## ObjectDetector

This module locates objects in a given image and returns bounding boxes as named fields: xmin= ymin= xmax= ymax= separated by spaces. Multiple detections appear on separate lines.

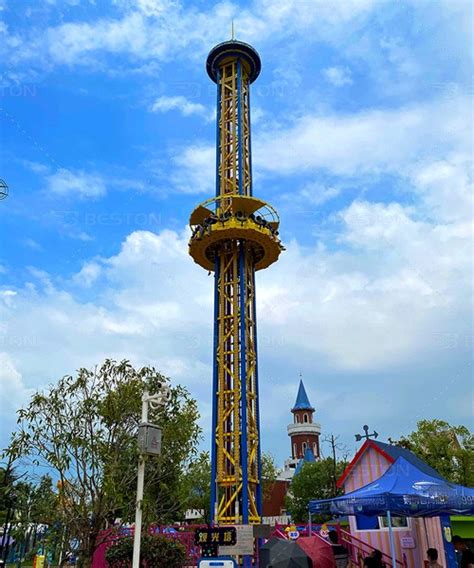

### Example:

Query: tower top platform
xmin=206 ymin=40 xmax=261 ymax=83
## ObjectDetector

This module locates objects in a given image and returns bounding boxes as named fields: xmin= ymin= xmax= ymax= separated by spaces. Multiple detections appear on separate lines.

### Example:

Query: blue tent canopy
xmin=309 ymin=456 xmax=474 ymax=517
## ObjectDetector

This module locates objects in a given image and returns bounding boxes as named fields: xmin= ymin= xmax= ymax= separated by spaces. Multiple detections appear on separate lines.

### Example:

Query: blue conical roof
xmin=294 ymin=447 xmax=316 ymax=475
xmin=292 ymin=380 xmax=315 ymax=411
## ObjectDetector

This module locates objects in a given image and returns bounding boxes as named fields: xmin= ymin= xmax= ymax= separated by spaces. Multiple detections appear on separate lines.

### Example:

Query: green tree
xmin=181 ymin=451 xmax=278 ymax=524
xmin=9 ymin=477 xmax=59 ymax=560
xmin=285 ymin=458 xmax=347 ymax=523
xmin=30 ymin=475 xmax=57 ymax=525
xmin=105 ymin=534 xmax=187 ymax=568
xmin=396 ymin=419 xmax=474 ymax=486
xmin=181 ymin=451 xmax=212 ymax=524
xmin=6 ymin=359 xmax=201 ymax=568
xmin=261 ymin=453 xmax=278 ymax=503
xmin=0 ymin=461 xmax=17 ymax=525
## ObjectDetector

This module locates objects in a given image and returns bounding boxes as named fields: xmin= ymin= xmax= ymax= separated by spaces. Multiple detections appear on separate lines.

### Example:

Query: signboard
xmin=195 ymin=527 xmax=237 ymax=558
xmin=400 ymin=536 xmax=415 ymax=549
xmin=224 ymin=525 xmax=254 ymax=556
xmin=285 ymin=524 xmax=300 ymax=540
xmin=319 ymin=523 xmax=329 ymax=539
xmin=198 ymin=558 xmax=237 ymax=568
xmin=288 ymin=529 xmax=299 ymax=540
xmin=138 ymin=423 xmax=162 ymax=456
xmin=194 ymin=528 xmax=237 ymax=547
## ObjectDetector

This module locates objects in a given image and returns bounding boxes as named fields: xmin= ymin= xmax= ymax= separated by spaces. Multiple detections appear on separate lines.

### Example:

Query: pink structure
xmin=91 ymin=526 xmax=202 ymax=568
xmin=338 ymin=440 xmax=449 ymax=567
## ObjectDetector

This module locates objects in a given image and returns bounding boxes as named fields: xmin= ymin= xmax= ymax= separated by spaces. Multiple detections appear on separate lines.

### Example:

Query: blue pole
xmin=239 ymin=247 xmax=249 ymax=523
xmin=247 ymin=74 xmax=253 ymax=196
xmin=215 ymin=69 xmax=221 ymax=198
xmin=238 ymin=58 xmax=252 ymax=568
xmin=210 ymin=257 xmax=220 ymax=524
xmin=252 ymin=269 xmax=263 ymax=518
xmin=239 ymin=247 xmax=252 ymax=568
xmin=210 ymin=67 xmax=221 ymax=525
xmin=387 ymin=510 xmax=397 ymax=567
xmin=237 ymin=59 xmax=243 ymax=196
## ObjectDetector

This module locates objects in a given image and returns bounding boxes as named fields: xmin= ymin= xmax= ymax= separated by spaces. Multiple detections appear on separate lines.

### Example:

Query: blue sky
xmin=0 ymin=0 xmax=472 ymax=466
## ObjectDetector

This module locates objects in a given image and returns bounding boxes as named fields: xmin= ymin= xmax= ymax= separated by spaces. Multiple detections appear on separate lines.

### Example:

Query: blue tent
xmin=309 ymin=456 xmax=474 ymax=517
xmin=308 ymin=456 xmax=474 ymax=567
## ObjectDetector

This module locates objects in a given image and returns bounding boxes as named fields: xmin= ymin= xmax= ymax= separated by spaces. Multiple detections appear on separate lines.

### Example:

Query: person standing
xmin=364 ymin=549 xmax=386 ymax=568
xmin=452 ymin=536 xmax=474 ymax=568
xmin=426 ymin=548 xmax=443 ymax=567
xmin=328 ymin=530 xmax=349 ymax=568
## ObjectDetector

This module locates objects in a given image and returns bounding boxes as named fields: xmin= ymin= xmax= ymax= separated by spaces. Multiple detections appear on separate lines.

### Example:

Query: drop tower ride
xmin=188 ymin=40 xmax=283 ymax=530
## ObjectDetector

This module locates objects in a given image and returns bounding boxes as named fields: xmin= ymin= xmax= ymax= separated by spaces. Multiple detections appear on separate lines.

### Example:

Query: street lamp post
xmin=132 ymin=386 xmax=170 ymax=568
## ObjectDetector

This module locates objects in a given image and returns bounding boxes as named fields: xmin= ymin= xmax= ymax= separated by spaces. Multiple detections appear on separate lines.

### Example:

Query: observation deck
xmin=188 ymin=195 xmax=283 ymax=271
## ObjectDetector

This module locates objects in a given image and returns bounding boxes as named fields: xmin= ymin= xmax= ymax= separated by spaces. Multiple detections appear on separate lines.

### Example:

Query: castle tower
xmin=287 ymin=380 xmax=321 ymax=460
xmin=188 ymin=39 xmax=283 ymax=544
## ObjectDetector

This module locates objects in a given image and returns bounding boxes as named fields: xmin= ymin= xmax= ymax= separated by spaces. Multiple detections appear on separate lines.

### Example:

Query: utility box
xmin=138 ymin=423 xmax=162 ymax=456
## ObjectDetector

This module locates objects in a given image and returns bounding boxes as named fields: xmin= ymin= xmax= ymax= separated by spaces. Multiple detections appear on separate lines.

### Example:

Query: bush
xmin=105 ymin=534 xmax=187 ymax=568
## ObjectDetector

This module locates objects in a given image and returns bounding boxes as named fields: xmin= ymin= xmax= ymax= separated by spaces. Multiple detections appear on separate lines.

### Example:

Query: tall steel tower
xmin=189 ymin=40 xmax=283 ymax=531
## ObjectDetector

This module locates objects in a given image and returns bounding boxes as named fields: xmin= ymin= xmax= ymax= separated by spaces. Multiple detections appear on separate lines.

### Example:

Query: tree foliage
xmin=396 ymin=419 xmax=474 ymax=486
xmin=181 ymin=451 xmax=212 ymax=524
xmin=181 ymin=451 xmax=278 ymax=524
xmin=285 ymin=458 xmax=347 ymax=523
xmin=6 ymin=359 xmax=201 ymax=568
xmin=261 ymin=453 xmax=278 ymax=503
xmin=0 ymin=463 xmax=17 ymax=525
xmin=105 ymin=534 xmax=187 ymax=568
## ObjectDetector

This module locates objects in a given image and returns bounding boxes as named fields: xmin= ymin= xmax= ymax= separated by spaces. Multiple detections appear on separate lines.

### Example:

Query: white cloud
xmin=293 ymin=183 xmax=341 ymax=207
xmin=46 ymin=168 xmax=107 ymax=198
xmin=170 ymin=93 xmax=470 ymax=199
xmin=150 ymin=95 xmax=210 ymax=119
xmin=170 ymin=144 xmax=215 ymax=194
xmin=254 ymin=95 xmax=470 ymax=177
xmin=6 ymin=0 xmax=379 ymax=71
xmin=323 ymin=66 xmax=353 ymax=87
xmin=0 ymin=353 xmax=33 ymax=420
xmin=411 ymin=155 xmax=473 ymax=223
xmin=22 ymin=238 xmax=43 ymax=251
xmin=0 ymin=290 xmax=17 ymax=307
xmin=73 ymin=261 xmax=102 ymax=287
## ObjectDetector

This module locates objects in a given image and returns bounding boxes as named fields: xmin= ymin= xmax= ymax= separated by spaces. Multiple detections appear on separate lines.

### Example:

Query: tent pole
xmin=387 ymin=510 xmax=397 ymax=567
xmin=308 ymin=511 xmax=312 ymax=536
xmin=423 ymin=517 xmax=430 ymax=548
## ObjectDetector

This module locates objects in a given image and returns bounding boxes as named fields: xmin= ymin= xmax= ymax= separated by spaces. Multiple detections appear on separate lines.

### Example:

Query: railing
xmin=340 ymin=529 xmax=407 ymax=568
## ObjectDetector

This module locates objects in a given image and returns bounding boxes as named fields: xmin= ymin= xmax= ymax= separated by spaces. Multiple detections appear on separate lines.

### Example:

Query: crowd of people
xmin=191 ymin=209 xmax=279 ymax=241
